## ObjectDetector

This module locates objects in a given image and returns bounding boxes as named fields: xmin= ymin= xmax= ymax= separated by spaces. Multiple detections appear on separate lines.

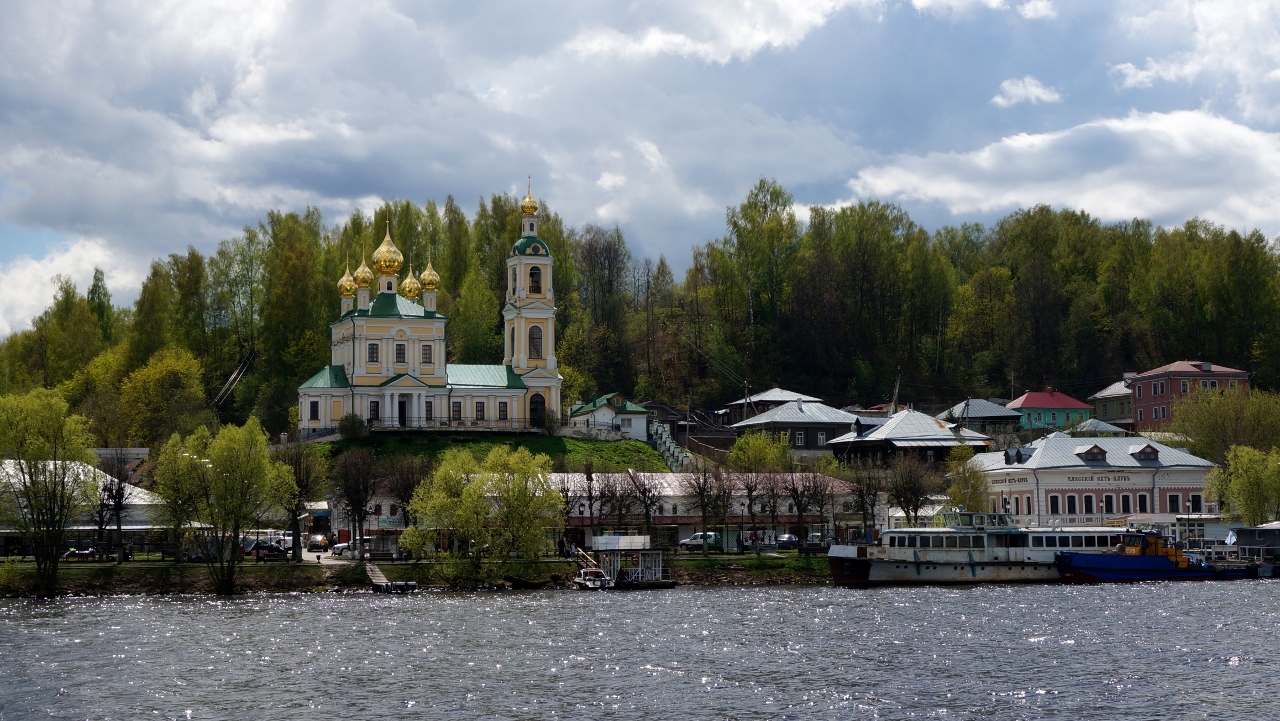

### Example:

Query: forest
xmin=3 ymin=177 xmax=1279 ymax=451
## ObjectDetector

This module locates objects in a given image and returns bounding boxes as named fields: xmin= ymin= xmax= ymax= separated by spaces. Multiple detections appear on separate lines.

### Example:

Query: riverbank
xmin=0 ymin=553 xmax=832 ymax=596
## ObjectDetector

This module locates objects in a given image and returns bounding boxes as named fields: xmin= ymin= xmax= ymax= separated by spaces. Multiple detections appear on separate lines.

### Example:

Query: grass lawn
xmin=320 ymin=432 xmax=668 ymax=471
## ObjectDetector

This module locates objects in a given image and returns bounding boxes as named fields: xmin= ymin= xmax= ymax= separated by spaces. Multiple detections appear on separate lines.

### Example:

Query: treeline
xmin=3 ymin=179 xmax=1280 ymax=450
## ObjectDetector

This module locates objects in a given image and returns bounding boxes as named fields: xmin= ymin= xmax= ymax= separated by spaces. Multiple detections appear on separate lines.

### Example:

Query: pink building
xmin=1127 ymin=361 xmax=1249 ymax=430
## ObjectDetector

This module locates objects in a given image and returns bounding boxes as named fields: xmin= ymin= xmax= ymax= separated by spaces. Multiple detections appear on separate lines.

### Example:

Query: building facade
xmin=298 ymin=186 xmax=561 ymax=435
xmin=1127 ymin=361 xmax=1250 ymax=431
xmin=1086 ymin=375 xmax=1134 ymax=430
xmin=1005 ymin=389 xmax=1093 ymax=430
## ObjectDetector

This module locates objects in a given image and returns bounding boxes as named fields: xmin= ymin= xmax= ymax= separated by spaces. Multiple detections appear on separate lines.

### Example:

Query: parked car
xmin=306 ymin=534 xmax=327 ymax=551
xmin=679 ymin=532 xmax=719 ymax=550
xmin=806 ymin=533 xmax=826 ymax=545
xmin=775 ymin=534 xmax=799 ymax=550
xmin=331 ymin=537 xmax=372 ymax=556
xmin=62 ymin=547 xmax=95 ymax=560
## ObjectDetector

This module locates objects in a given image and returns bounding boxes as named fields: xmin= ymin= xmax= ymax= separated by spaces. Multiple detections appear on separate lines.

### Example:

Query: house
xmin=1069 ymin=418 xmax=1127 ymax=436
xmin=722 ymin=387 xmax=822 ymax=425
xmin=729 ymin=399 xmax=859 ymax=459
xmin=568 ymin=392 xmax=650 ymax=441
xmin=827 ymin=409 xmax=991 ymax=466
xmin=1005 ymin=389 xmax=1093 ymax=430
xmin=935 ymin=398 xmax=1023 ymax=434
xmin=1087 ymin=374 xmax=1135 ymax=429
xmin=970 ymin=433 xmax=1215 ymax=534
xmin=297 ymin=186 xmax=561 ymax=436
xmin=639 ymin=400 xmax=682 ymax=438
xmin=1127 ymin=360 xmax=1250 ymax=431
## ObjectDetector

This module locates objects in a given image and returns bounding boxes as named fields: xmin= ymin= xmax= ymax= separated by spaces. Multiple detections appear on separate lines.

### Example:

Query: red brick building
xmin=1128 ymin=361 xmax=1250 ymax=430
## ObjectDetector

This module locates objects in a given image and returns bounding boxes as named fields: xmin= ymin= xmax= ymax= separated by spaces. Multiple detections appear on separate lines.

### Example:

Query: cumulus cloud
xmin=1017 ymin=0 xmax=1056 ymax=20
xmin=849 ymin=110 xmax=1280 ymax=234
xmin=991 ymin=76 xmax=1062 ymax=107
xmin=0 ymin=238 xmax=144 ymax=336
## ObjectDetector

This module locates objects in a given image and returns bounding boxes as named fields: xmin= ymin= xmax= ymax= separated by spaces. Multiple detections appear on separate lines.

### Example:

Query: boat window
xmin=1124 ymin=535 xmax=1143 ymax=547
xmin=888 ymin=536 xmax=897 ymax=547
xmin=1072 ymin=536 xmax=1085 ymax=547
xmin=1110 ymin=535 xmax=1122 ymax=546
xmin=946 ymin=536 xmax=958 ymax=548
xmin=1009 ymin=535 xmax=1028 ymax=547
xmin=1032 ymin=536 xmax=1044 ymax=547
xmin=960 ymin=515 xmax=973 ymax=527
xmin=907 ymin=536 xmax=917 ymax=548
xmin=1097 ymin=536 xmax=1110 ymax=546
xmin=1084 ymin=536 xmax=1097 ymax=547
xmin=920 ymin=536 xmax=932 ymax=548
xmin=972 ymin=536 xmax=985 ymax=548
xmin=1044 ymin=536 xmax=1057 ymax=547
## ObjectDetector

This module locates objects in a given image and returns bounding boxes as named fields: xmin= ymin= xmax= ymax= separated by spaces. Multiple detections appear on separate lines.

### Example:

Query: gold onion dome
xmin=400 ymin=265 xmax=422 ymax=299
xmin=353 ymin=258 xmax=375 ymax=289
xmin=419 ymin=261 xmax=440 ymax=291
xmin=337 ymin=265 xmax=357 ymax=297
xmin=520 ymin=186 xmax=538 ymax=217
xmin=371 ymin=226 xmax=404 ymax=274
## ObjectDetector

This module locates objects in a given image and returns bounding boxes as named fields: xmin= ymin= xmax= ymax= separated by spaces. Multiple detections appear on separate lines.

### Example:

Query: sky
xmin=2 ymin=0 xmax=1280 ymax=335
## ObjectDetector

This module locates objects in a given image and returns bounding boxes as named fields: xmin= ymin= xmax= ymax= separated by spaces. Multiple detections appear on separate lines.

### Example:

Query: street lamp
xmin=739 ymin=501 xmax=746 ymax=554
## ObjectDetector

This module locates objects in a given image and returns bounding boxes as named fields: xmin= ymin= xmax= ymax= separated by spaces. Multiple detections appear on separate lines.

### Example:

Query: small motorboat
xmin=1056 ymin=530 xmax=1258 ymax=583
xmin=572 ymin=568 xmax=613 ymax=590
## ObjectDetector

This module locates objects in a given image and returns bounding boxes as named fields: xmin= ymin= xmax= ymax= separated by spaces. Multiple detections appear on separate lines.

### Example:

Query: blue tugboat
xmin=1056 ymin=530 xmax=1258 ymax=583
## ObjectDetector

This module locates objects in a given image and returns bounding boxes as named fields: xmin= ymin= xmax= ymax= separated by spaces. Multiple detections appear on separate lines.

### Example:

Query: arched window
xmin=529 ymin=325 xmax=543 ymax=359
xmin=511 ymin=268 xmax=516 ymax=295
xmin=510 ymin=327 xmax=515 ymax=356
xmin=386 ymin=280 xmax=393 ymax=291
xmin=529 ymin=266 xmax=542 ymax=294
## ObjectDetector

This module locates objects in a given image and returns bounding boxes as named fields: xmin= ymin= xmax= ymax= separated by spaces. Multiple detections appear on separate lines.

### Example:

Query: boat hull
xmin=1055 ymin=552 xmax=1257 ymax=583
xmin=829 ymin=555 xmax=1061 ymax=587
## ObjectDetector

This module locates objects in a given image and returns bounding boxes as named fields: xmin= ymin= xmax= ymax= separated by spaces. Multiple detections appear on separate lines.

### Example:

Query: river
xmin=2 ymin=582 xmax=1277 ymax=719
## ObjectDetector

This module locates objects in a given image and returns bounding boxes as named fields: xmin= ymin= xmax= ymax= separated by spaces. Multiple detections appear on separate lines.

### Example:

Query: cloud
xmin=1017 ymin=0 xmax=1056 ymax=20
xmin=1113 ymin=1 xmax=1280 ymax=124
xmin=848 ymin=110 xmax=1280 ymax=234
xmin=991 ymin=76 xmax=1062 ymax=107
xmin=908 ymin=0 xmax=1007 ymax=15
xmin=0 ymin=238 xmax=144 ymax=336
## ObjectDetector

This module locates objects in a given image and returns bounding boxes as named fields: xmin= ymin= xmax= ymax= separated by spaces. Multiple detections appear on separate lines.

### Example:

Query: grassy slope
xmin=320 ymin=433 xmax=667 ymax=471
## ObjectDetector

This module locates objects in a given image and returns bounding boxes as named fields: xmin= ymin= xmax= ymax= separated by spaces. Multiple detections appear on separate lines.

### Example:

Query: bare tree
xmin=598 ymin=471 xmax=636 ymax=532
xmin=382 ymin=454 xmax=431 ymax=528
xmin=760 ymin=473 xmax=783 ymax=539
xmin=843 ymin=460 xmax=883 ymax=542
xmin=333 ymin=449 xmax=378 ymax=560
xmin=276 ymin=444 xmax=330 ymax=562
xmin=888 ymin=455 xmax=938 ymax=527
xmin=95 ymin=449 xmax=134 ymax=563
xmin=628 ymin=469 xmax=663 ymax=534
xmin=783 ymin=469 xmax=810 ymax=539
xmin=681 ymin=460 xmax=718 ymax=556
xmin=802 ymin=472 xmax=835 ymax=541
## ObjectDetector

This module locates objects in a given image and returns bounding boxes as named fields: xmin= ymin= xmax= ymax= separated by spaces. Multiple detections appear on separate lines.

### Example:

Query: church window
xmin=451 ymin=402 xmax=462 ymax=421
xmin=309 ymin=401 xmax=319 ymax=421
xmin=529 ymin=325 xmax=543 ymax=359
xmin=369 ymin=400 xmax=380 ymax=420
xmin=511 ymin=269 xmax=517 ymax=295
xmin=510 ymin=328 xmax=515 ymax=355
xmin=395 ymin=343 xmax=405 ymax=364
xmin=499 ymin=402 xmax=508 ymax=421
xmin=424 ymin=400 xmax=433 ymax=420
xmin=476 ymin=401 xmax=485 ymax=421
xmin=387 ymin=280 xmax=393 ymax=291
xmin=530 ymin=266 xmax=542 ymax=294
xmin=368 ymin=343 xmax=379 ymax=364
xmin=421 ymin=344 xmax=432 ymax=365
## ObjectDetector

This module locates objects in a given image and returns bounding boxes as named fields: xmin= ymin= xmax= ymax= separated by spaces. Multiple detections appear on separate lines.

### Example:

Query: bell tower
xmin=504 ymin=182 xmax=556 ymax=372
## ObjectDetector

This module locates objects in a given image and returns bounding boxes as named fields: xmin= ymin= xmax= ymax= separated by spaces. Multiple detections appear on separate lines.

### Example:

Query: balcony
xmin=363 ymin=416 xmax=542 ymax=432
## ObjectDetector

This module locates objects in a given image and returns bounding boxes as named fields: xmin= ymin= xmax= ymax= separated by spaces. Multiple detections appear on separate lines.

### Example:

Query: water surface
xmin=2 ymin=582 xmax=1276 ymax=719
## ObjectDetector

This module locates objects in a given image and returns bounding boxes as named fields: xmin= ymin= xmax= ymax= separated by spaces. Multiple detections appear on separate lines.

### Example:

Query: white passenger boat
xmin=829 ymin=511 xmax=1124 ymax=587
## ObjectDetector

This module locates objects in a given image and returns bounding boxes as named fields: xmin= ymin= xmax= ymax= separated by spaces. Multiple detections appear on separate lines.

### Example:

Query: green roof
xmin=299 ymin=365 xmax=350 ymax=389
xmin=569 ymin=393 xmax=648 ymax=417
xmin=368 ymin=292 xmax=436 ymax=318
xmin=377 ymin=373 xmax=431 ymax=387
xmin=512 ymin=236 xmax=550 ymax=257
xmin=446 ymin=364 xmax=527 ymax=389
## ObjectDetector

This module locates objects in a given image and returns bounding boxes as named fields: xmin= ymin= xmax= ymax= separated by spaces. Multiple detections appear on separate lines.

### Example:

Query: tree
xmin=275 ymin=443 xmax=329 ymax=562
xmin=483 ymin=446 xmax=562 ymax=558
xmin=151 ymin=429 xmax=210 ymax=563
xmin=0 ymin=389 xmax=96 ymax=597
xmin=598 ymin=470 xmax=636 ymax=532
xmin=198 ymin=418 xmax=294 ymax=594
xmin=888 ymin=456 xmax=938 ymax=527
xmin=1219 ymin=445 xmax=1280 ymax=526
xmin=943 ymin=446 xmax=989 ymax=512
xmin=449 ymin=266 xmax=502 ymax=363
xmin=628 ymin=469 xmax=663 ymax=534
xmin=125 ymin=261 xmax=174 ymax=373
xmin=119 ymin=348 xmax=209 ymax=448
xmin=97 ymin=448 xmax=134 ymax=563
xmin=727 ymin=430 xmax=790 ymax=553
xmin=1170 ymin=388 xmax=1280 ymax=466
xmin=411 ymin=448 xmax=488 ymax=561
xmin=333 ymin=448 xmax=379 ymax=561
xmin=382 ymin=454 xmax=431 ymax=528
xmin=86 ymin=267 xmax=115 ymax=344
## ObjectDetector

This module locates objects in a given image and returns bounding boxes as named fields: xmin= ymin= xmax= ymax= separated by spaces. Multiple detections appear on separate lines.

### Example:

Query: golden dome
xmin=400 ymin=265 xmax=422 ymax=300
xmin=353 ymin=258 xmax=375 ymax=289
xmin=520 ymin=180 xmax=538 ymax=217
xmin=371 ymin=225 xmax=403 ymax=275
xmin=337 ymin=264 xmax=357 ymax=297
xmin=419 ymin=261 xmax=440 ymax=291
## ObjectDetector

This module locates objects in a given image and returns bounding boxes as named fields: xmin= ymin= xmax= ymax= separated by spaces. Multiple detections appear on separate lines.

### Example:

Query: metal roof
xmin=445 ymin=364 xmax=527 ymax=389
xmin=935 ymin=398 xmax=1022 ymax=421
xmin=829 ymin=409 xmax=991 ymax=446
xmin=1006 ymin=390 xmax=1092 ymax=410
xmin=725 ymin=388 xmax=823 ymax=406
xmin=299 ymin=365 xmax=350 ymax=389
xmin=1132 ymin=360 xmax=1246 ymax=378
xmin=1087 ymin=380 xmax=1129 ymax=401
xmin=730 ymin=400 xmax=858 ymax=428
xmin=1071 ymin=418 xmax=1127 ymax=434
xmin=971 ymin=435 xmax=1212 ymax=472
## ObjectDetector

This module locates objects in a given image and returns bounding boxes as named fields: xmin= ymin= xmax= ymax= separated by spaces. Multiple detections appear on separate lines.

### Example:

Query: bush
xmin=339 ymin=413 xmax=367 ymax=440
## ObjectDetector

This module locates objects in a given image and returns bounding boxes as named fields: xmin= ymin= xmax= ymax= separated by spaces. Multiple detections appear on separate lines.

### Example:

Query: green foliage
xmin=1170 ymin=387 xmax=1280 ymax=466
xmin=119 ymin=347 xmax=208 ymax=448
xmin=449 ymin=266 xmax=502 ymax=363
xmin=727 ymin=431 xmax=791 ymax=472
xmin=338 ymin=413 xmax=368 ymax=439
xmin=943 ymin=445 xmax=988 ymax=512
xmin=1219 ymin=445 xmax=1280 ymax=527
xmin=326 ymin=433 xmax=665 ymax=472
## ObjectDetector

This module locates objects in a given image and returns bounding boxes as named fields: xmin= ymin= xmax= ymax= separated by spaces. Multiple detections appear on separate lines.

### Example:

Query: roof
xmin=730 ymin=400 xmax=859 ymax=428
xmin=935 ymin=398 xmax=1022 ymax=422
xmin=445 ymin=365 xmax=527 ymax=389
xmin=971 ymin=435 xmax=1212 ymax=473
xmin=512 ymin=236 xmax=550 ymax=256
xmin=1133 ymin=360 xmax=1247 ymax=378
xmin=1087 ymin=380 xmax=1130 ymax=401
xmin=570 ymin=393 xmax=649 ymax=417
xmin=725 ymin=388 xmax=822 ymax=406
xmin=829 ymin=409 xmax=991 ymax=447
xmin=1006 ymin=390 xmax=1092 ymax=410
xmin=0 ymin=461 xmax=162 ymax=506
xmin=1071 ymin=418 xmax=1127 ymax=434
xmin=299 ymin=365 xmax=350 ymax=389
xmin=337 ymin=292 xmax=442 ymax=320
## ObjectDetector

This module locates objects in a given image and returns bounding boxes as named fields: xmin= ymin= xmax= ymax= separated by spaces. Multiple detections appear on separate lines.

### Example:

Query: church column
xmin=546 ymin=316 xmax=556 ymax=369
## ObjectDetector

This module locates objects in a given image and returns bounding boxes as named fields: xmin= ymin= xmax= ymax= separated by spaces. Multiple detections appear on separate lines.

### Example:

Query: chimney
xmin=1045 ymin=386 xmax=1054 ymax=394
xmin=1201 ymin=362 xmax=1213 ymax=372
xmin=1122 ymin=371 xmax=1137 ymax=379
xmin=796 ymin=399 xmax=804 ymax=412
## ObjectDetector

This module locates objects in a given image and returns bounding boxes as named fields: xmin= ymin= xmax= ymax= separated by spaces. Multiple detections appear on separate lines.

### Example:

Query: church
xmin=297 ymin=186 xmax=562 ymax=436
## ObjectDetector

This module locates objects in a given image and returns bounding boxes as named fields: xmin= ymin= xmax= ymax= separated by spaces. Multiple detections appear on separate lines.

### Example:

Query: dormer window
xmin=1075 ymin=444 xmax=1106 ymax=462
xmin=1129 ymin=444 xmax=1159 ymax=462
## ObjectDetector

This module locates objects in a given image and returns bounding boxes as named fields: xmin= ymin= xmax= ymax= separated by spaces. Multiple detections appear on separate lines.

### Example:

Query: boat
xmin=829 ymin=511 xmax=1120 ymax=587
xmin=1056 ymin=530 xmax=1260 ymax=583
xmin=572 ymin=567 xmax=613 ymax=590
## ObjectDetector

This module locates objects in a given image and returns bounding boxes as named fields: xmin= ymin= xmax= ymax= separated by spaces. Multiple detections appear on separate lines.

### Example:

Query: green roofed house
xmin=296 ymin=183 xmax=561 ymax=437
xmin=1005 ymin=389 xmax=1093 ymax=430
xmin=568 ymin=392 xmax=650 ymax=442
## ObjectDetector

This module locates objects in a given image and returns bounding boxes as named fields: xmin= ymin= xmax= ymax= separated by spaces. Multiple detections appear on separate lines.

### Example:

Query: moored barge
xmin=1056 ymin=530 xmax=1259 ymax=583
